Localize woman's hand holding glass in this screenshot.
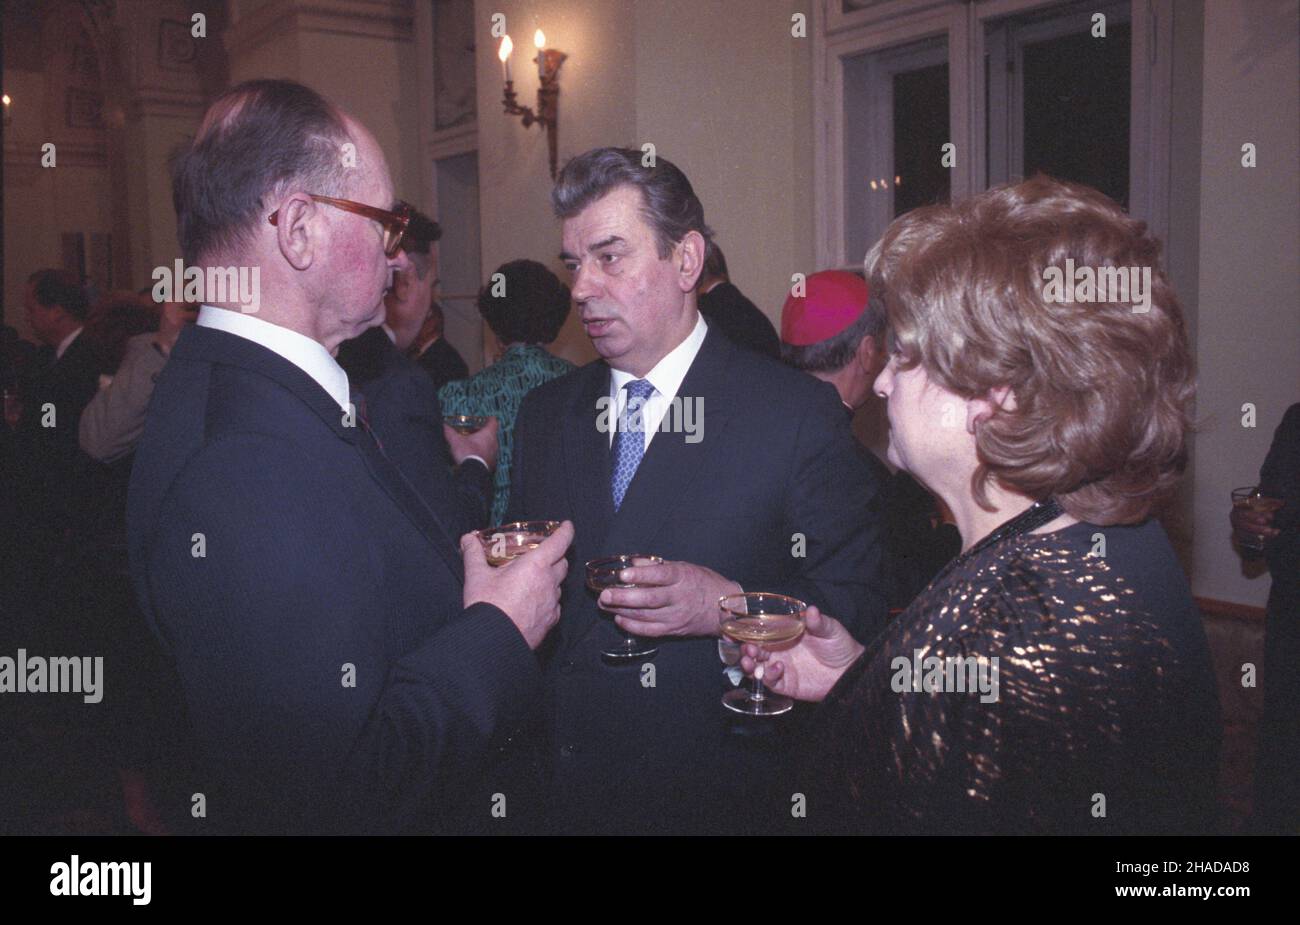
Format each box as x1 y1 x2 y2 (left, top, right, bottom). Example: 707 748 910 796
738 605 866 703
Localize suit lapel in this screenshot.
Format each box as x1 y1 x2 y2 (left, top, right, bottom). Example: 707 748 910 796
180 325 467 585
562 362 616 541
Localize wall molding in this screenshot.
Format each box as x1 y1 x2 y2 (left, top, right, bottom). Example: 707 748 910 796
225 0 414 60
1196 596 1267 623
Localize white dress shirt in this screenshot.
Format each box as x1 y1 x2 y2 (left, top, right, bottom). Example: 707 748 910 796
608 313 708 450
196 304 352 411
55 326 84 361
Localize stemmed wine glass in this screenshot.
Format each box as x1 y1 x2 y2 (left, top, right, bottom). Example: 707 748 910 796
586 555 663 660
718 592 806 716
475 520 561 566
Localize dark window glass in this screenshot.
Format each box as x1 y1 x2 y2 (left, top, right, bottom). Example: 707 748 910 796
893 63 950 216
1021 24 1130 207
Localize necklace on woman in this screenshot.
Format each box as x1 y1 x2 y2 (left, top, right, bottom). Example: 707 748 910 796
944 497 1064 574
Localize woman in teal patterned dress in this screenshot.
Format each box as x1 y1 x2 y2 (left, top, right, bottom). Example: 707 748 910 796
439 260 575 523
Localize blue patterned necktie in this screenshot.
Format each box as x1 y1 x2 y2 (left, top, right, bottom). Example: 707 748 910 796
610 378 656 511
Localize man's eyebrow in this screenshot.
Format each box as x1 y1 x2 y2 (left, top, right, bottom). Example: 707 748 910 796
559 235 627 263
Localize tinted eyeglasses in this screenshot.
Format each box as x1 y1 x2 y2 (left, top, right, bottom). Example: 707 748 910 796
268 195 411 257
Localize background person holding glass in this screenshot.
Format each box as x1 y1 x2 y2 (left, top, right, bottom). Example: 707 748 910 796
1231 402 1300 834
741 176 1221 834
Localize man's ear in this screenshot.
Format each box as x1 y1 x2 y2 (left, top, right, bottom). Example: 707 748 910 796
965 385 1016 434
675 230 706 293
856 333 880 376
272 193 317 271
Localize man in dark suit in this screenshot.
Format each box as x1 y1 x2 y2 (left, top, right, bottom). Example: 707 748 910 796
411 300 469 390
337 208 493 536
697 243 780 358
779 270 960 611
506 148 885 834
127 79 573 834
11 269 104 600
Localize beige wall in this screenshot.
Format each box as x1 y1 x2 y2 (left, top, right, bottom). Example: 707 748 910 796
473 0 638 366
2 68 111 342
1189 0 1300 606
472 0 815 367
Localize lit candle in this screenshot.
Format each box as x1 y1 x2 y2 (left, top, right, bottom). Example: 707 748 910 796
498 34 513 83
534 30 546 80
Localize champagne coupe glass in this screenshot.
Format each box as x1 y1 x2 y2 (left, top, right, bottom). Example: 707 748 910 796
586 555 663 660
718 592 807 716
444 414 491 435
475 520 561 566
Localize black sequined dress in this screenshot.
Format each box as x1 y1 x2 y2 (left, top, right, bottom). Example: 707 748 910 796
813 518 1221 834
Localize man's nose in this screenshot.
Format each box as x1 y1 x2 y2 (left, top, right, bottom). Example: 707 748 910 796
570 263 599 303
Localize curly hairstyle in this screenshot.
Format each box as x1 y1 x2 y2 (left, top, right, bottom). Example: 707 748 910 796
866 175 1195 525
477 259 572 345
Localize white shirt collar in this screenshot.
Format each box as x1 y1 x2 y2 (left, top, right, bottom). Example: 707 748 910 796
608 312 708 448
55 326 83 361
195 304 352 411
381 324 397 345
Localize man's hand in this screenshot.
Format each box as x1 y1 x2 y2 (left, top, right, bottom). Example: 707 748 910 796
739 605 865 703
597 560 743 638
462 519 573 649
153 301 198 357
1231 500 1281 551
445 416 499 471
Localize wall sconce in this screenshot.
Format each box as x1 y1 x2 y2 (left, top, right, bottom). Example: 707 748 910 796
2 94 11 126
498 30 567 179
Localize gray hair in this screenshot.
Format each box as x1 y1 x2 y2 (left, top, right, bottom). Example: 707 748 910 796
552 147 714 268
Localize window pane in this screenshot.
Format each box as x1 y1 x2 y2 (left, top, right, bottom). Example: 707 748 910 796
893 63 950 217
1021 24 1130 206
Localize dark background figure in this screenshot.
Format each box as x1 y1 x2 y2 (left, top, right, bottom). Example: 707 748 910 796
411 299 468 390
697 243 780 359
10 269 105 616
337 207 495 536
1232 402 1300 834
439 258 575 524
780 269 959 612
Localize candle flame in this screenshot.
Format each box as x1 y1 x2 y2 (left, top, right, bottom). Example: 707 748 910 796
498 35 513 62
1 94 9 106
534 29 546 49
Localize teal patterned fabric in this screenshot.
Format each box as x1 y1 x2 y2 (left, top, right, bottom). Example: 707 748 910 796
439 344 575 524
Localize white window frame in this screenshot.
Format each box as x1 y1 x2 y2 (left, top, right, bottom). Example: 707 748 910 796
814 0 1174 270
984 0 1132 190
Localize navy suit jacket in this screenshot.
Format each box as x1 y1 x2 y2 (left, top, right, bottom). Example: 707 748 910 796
126 324 539 834
505 324 885 833
337 326 490 537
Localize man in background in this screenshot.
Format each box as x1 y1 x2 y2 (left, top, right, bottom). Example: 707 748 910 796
697 243 780 358
337 206 494 534
780 269 959 611
411 299 469 389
